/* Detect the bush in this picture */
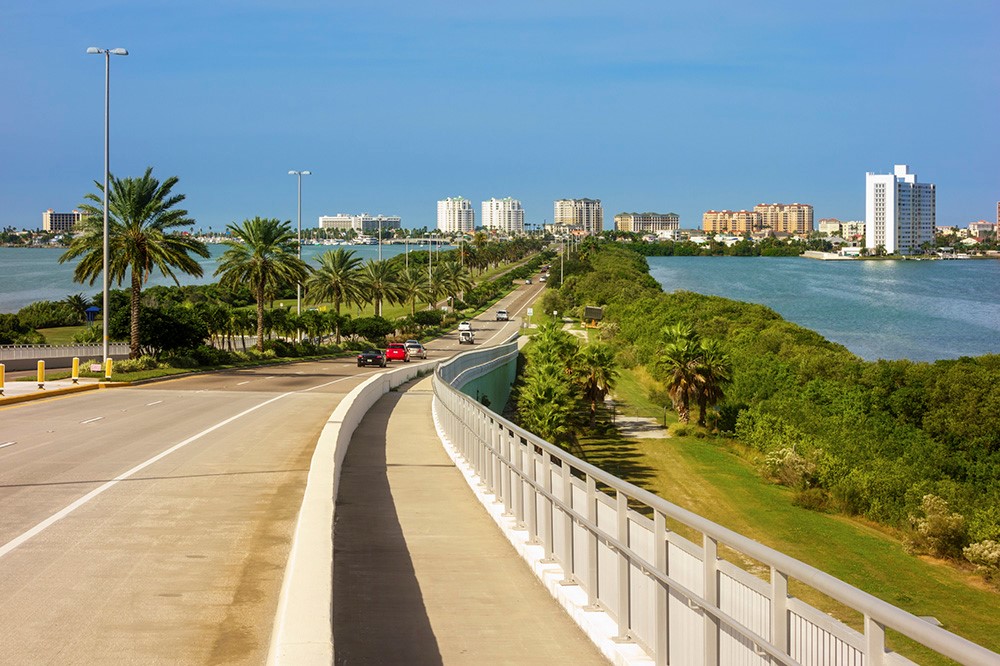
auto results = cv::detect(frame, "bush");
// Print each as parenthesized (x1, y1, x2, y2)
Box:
(668, 424, 689, 437)
(763, 447, 818, 489)
(114, 355, 159, 373)
(908, 494, 967, 558)
(793, 488, 831, 512)
(190, 345, 237, 366)
(963, 540, 1000, 582)
(17, 300, 81, 328)
(73, 324, 103, 344)
(413, 309, 444, 327)
(163, 353, 199, 369)
(264, 339, 298, 357)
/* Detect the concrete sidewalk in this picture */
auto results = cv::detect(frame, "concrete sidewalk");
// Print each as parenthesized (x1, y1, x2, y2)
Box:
(0, 376, 100, 404)
(332, 375, 607, 665)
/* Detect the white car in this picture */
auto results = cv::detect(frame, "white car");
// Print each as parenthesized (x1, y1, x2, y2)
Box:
(495, 309, 509, 321)
(404, 340, 427, 359)
(458, 320, 473, 331)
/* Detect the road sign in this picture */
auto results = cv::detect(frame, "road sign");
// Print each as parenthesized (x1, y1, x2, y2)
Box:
(526, 308, 533, 316)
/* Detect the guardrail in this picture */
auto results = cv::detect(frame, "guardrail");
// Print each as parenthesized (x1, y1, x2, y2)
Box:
(0, 343, 130, 361)
(432, 344, 1000, 666)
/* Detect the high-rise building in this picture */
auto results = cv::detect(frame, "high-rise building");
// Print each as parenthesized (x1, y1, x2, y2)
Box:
(42, 209, 82, 232)
(754, 203, 814, 234)
(865, 165, 935, 255)
(318, 213, 402, 234)
(481, 197, 524, 235)
(437, 197, 475, 234)
(554, 198, 603, 235)
(613, 212, 680, 234)
(702, 210, 762, 234)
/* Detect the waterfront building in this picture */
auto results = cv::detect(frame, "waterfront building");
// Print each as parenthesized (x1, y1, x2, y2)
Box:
(754, 203, 814, 234)
(42, 209, 82, 232)
(481, 197, 524, 235)
(318, 213, 402, 234)
(554, 198, 603, 235)
(865, 164, 936, 255)
(702, 210, 762, 234)
(818, 218, 842, 235)
(437, 197, 474, 234)
(614, 212, 680, 234)
(841, 221, 865, 238)
(968, 220, 996, 238)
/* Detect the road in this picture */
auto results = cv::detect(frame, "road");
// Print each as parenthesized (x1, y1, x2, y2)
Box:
(0, 278, 545, 665)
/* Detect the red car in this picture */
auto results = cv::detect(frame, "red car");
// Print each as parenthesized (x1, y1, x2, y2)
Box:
(385, 343, 410, 362)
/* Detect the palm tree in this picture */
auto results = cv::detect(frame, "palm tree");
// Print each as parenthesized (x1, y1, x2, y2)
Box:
(437, 260, 474, 307)
(60, 167, 209, 358)
(575, 342, 618, 425)
(214, 217, 310, 351)
(63, 293, 91, 324)
(693, 339, 732, 427)
(305, 248, 363, 342)
(658, 328, 702, 425)
(358, 259, 401, 317)
(396, 265, 429, 316)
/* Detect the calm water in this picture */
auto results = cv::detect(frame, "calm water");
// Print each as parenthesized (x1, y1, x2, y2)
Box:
(647, 256, 1000, 362)
(0, 243, 423, 313)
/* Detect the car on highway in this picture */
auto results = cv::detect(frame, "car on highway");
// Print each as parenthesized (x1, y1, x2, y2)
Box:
(525, 277, 532, 285)
(404, 340, 427, 359)
(357, 349, 387, 367)
(459, 330, 475, 344)
(458, 320, 473, 331)
(539, 275, 547, 282)
(385, 343, 410, 362)
(495, 309, 509, 321)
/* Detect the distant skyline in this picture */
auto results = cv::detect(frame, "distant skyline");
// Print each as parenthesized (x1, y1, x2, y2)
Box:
(2, 1, 997, 232)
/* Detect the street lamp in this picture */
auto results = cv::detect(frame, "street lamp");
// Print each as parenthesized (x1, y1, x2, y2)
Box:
(288, 170, 311, 318)
(87, 46, 128, 367)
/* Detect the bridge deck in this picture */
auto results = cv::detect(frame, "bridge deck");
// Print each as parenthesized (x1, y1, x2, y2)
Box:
(332, 375, 606, 665)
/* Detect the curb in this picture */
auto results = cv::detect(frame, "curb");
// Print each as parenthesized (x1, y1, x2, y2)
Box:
(0, 383, 100, 406)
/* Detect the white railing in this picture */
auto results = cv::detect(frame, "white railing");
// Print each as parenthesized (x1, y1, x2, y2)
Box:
(432, 344, 1000, 666)
(0, 343, 129, 361)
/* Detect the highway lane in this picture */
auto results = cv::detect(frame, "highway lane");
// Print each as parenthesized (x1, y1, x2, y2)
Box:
(0, 279, 546, 664)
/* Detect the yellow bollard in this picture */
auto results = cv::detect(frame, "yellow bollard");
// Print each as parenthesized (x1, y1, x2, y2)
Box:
(72, 357, 80, 384)
(104, 358, 113, 380)
(0, 362, 5, 396)
(37, 360, 45, 389)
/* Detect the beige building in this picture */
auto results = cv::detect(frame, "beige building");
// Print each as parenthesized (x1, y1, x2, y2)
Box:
(554, 198, 603, 235)
(614, 212, 680, 234)
(42, 209, 82, 232)
(754, 203, 814, 234)
(702, 210, 762, 234)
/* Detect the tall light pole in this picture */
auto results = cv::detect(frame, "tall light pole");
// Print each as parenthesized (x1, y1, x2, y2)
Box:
(87, 46, 128, 366)
(288, 170, 311, 318)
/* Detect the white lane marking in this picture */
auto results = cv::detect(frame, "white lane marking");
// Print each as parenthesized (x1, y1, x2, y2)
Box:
(0, 442, 15, 450)
(146, 400, 162, 406)
(236, 381, 250, 386)
(0, 391, 293, 561)
(300, 375, 361, 392)
(80, 417, 104, 425)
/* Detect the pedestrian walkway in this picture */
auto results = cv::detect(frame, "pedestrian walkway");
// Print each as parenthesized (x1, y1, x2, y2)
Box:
(0, 376, 99, 404)
(332, 375, 607, 665)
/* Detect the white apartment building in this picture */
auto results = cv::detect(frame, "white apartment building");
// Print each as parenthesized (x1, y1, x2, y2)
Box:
(437, 197, 475, 234)
(614, 212, 680, 233)
(865, 165, 935, 255)
(42, 209, 82, 232)
(554, 198, 603, 235)
(481, 197, 524, 235)
(318, 213, 402, 234)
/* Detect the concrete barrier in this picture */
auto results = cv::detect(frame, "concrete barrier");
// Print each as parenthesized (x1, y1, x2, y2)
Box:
(266, 360, 437, 665)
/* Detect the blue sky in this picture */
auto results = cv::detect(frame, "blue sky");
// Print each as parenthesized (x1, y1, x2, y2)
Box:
(1, 1, 997, 232)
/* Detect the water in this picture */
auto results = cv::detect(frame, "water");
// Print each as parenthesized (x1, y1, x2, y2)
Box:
(0, 243, 431, 313)
(646, 256, 1000, 362)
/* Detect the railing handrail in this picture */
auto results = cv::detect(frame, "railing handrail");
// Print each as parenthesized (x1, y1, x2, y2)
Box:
(433, 342, 1000, 666)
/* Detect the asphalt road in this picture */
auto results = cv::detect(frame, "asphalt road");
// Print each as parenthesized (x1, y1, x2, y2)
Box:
(0, 278, 545, 665)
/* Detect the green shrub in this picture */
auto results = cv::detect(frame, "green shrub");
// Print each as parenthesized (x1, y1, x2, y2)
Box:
(114, 355, 159, 373)
(908, 494, 967, 558)
(793, 488, 831, 512)
(964, 540, 1000, 582)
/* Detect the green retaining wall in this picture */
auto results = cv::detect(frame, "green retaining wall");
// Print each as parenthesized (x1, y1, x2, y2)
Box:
(458, 356, 517, 413)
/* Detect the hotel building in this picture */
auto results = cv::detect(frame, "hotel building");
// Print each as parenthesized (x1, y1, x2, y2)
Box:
(437, 197, 475, 234)
(754, 203, 814, 234)
(481, 197, 524, 235)
(614, 212, 680, 234)
(702, 210, 762, 234)
(554, 198, 603, 235)
(865, 165, 935, 255)
(42, 209, 82, 232)
(318, 213, 402, 234)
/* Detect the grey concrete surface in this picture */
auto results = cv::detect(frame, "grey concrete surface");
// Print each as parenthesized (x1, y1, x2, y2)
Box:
(332, 375, 607, 665)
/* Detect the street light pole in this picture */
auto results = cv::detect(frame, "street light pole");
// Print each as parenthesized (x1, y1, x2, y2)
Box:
(288, 170, 311, 319)
(87, 46, 127, 366)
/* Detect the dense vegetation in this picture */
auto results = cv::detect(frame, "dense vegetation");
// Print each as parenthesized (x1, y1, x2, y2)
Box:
(548, 240, 1000, 579)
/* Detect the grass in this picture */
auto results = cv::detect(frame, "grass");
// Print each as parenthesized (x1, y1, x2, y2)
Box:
(582, 367, 1000, 664)
(36, 325, 88, 345)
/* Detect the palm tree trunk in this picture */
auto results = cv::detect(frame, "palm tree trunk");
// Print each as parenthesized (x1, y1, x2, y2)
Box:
(256, 285, 265, 352)
(130, 269, 141, 359)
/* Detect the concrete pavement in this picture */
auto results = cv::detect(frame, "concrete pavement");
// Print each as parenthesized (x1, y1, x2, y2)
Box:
(332, 375, 607, 665)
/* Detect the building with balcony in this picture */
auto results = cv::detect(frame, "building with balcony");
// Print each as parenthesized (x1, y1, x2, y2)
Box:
(318, 213, 402, 234)
(702, 210, 762, 234)
(613, 212, 680, 234)
(437, 197, 475, 234)
(754, 203, 814, 234)
(42, 209, 82, 232)
(481, 197, 524, 235)
(554, 198, 603, 235)
(865, 165, 935, 255)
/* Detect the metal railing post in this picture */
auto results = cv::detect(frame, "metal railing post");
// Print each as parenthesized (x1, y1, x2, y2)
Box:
(703, 535, 719, 665)
(866, 615, 886, 666)
(586, 475, 600, 609)
(615, 491, 631, 641)
(655, 510, 669, 666)
(771, 567, 789, 657)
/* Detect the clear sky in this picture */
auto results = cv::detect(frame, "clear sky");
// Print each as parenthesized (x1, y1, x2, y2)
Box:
(1, 1, 997, 232)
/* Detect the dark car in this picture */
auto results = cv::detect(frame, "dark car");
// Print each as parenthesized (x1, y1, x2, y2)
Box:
(385, 343, 410, 362)
(357, 349, 387, 367)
